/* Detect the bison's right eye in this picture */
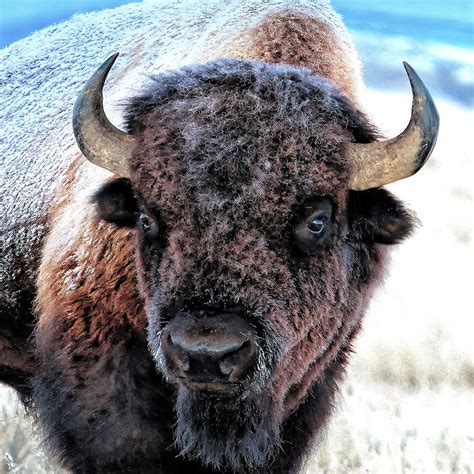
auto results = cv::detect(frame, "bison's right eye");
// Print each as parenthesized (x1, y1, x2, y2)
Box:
(307, 217, 326, 235)
(139, 212, 159, 238)
(293, 198, 334, 254)
(139, 213, 151, 229)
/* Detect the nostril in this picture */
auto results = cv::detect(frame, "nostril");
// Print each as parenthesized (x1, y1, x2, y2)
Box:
(218, 340, 251, 377)
(219, 352, 244, 376)
(218, 360, 234, 376)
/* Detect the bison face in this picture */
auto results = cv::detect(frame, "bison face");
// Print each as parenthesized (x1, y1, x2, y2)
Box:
(92, 59, 416, 471)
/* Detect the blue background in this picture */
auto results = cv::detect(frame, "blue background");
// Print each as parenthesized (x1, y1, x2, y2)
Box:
(1, 0, 472, 49)
(1, 0, 472, 104)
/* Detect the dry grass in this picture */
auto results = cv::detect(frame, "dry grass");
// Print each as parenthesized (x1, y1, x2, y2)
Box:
(1, 90, 472, 473)
(0, 387, 63, 473)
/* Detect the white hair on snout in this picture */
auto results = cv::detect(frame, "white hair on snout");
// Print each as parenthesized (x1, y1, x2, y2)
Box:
(148, 329, 166, 371)
(145, 287, 171, 379)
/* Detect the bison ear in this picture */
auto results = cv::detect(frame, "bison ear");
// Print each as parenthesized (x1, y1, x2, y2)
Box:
(347, 189, 417, 244)
(92, 178, 138, 227)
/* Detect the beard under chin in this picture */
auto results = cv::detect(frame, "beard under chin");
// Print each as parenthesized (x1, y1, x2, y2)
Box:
(174, 386, 281, 471)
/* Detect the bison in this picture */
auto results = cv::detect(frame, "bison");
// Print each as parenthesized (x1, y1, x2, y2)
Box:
(0, 0, 438, 472)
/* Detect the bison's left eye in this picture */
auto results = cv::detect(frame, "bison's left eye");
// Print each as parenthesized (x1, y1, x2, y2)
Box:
(294, 199, 333, 254)
(139, 211, 160, 238)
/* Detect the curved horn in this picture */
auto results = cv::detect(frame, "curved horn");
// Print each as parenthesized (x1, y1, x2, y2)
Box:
(348, 62, 439, 191)
(73, 53, 134, 177)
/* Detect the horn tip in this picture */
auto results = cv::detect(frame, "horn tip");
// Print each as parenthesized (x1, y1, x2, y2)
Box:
(402, 61, 412, 72)
(403, 62, 420, 89)
(402, 61, 423, 91)
(101, 52, 120, 74)
(402, 61, 440, 174)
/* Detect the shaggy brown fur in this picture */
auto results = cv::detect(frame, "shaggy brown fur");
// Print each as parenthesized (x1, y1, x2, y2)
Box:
(35, 177, 172, 470)
(29, 56, 418, 472)
(248, 11, 359, 100)
(121, 59, 408, 471)
(0, 219, 45, 399)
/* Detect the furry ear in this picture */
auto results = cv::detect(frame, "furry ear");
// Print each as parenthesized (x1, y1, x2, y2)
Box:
(92, 178, 138, 227)
(347, 189, 417, 244)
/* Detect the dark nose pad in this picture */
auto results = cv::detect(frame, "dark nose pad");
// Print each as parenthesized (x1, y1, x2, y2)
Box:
(162, 312, 257, 385)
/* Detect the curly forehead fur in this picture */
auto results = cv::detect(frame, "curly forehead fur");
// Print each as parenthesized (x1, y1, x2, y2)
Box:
(125, 59, 378, 211)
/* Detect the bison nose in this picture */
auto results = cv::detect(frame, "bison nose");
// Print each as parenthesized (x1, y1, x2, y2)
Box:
(161, 312, 257, 388)
(168, 334, 253, 378)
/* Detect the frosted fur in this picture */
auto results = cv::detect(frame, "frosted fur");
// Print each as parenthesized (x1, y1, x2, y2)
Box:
(0, 0, 362, 357)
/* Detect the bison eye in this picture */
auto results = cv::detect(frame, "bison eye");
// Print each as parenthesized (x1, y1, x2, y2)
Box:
(139, 212, 159, 238)
(308, 217, 326, 235)
(139, 213, 151, 229)
(294, 199, 333, 254)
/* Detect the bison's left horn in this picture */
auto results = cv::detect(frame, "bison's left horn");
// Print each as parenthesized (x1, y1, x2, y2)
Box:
(73, 53, 134, 177)
(348, 62, 439, 191)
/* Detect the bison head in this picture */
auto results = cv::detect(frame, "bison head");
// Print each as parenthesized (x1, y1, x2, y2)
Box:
(74, 54, 438, 470)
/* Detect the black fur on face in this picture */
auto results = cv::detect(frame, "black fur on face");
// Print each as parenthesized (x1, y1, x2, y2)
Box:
(347, 188, 417, 244)
(92, 178, 138, 227)
(174, 388, 278, 471)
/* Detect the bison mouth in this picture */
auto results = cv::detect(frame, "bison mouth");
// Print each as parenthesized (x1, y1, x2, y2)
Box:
(174, 385, 281, 471)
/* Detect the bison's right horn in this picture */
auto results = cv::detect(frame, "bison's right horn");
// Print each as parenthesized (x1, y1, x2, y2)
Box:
(73, 53, 134, 177)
